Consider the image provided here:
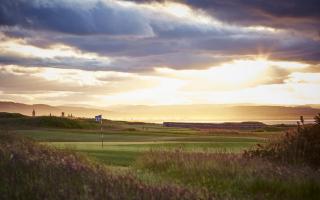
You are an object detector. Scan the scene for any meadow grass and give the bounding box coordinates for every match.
[0,134,210,200]
[135,150,320,200]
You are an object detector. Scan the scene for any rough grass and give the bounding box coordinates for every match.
[135,150,320,200]
[245,116,320,169]
[0,133,210,200]
[134,117,320,199]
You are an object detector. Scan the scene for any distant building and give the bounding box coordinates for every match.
[32,109,36,117]
[163,121,266,130]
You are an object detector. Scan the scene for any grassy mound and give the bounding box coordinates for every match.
[0,134,209,200]
[0,112,26,118]
[0,112,96,129]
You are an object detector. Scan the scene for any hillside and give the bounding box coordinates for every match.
[1,101,320,122]
[0,101,112,118]
[107,104,320,121]
[0,112,96,130]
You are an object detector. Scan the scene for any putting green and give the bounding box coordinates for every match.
[46,140,261,166]
[15,126,272,166]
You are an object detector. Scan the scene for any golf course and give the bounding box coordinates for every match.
[14,120,271,167]
[1,113,319,199]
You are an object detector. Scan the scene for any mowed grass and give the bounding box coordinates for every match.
[14,123,271,167]
[14,123,198,142]
[17,129,268,167]
[46,138,262,166]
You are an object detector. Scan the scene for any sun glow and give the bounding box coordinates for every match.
[155,58,311,92]
[248,26,278,33]
[35,68,103,86]
[164,2,191,18]
[163,2,217,25]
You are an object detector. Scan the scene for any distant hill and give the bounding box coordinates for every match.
[0,101,112,118]
[105,104,320,122]
[1,101,320,122]
[0,112,96,129]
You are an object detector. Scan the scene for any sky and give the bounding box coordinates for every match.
[0,0,320,106]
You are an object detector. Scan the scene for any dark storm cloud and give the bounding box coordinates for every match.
[0,0,233,39]
[0,54,113,71]
[270,39,320,63]
[183,0,320,19]
[0,0,319,73]
[188,0,320,36]
[129,0,320,35]
[0,0,154,36]
[1,28,320,72]
[0,46,230,72]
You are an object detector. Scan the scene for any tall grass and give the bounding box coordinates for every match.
[0,133,210,200]
[135,149,320,199]
[135,115,320,199]
[245,114,320,168]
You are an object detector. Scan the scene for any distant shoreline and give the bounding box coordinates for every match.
[129,119,315,125]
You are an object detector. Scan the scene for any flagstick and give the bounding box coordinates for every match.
[101,118,103,148]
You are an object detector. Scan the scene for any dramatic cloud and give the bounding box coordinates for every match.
[0,0,319,106]
[129,0,320,38]
[0,65,157,94]
[1,0,319,70]
[0,0,154,36]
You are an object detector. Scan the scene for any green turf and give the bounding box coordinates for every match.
[12,121,274,167]
[15,129,165,142]
[14,127,199,142]
[81,150,140,166]
[46,140,261,166]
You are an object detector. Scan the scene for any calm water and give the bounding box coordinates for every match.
[123,119,315,125]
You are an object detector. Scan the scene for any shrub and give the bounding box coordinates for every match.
[244,114,320,168]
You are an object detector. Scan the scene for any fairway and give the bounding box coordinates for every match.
[13,122,272,166]
[46,140,261,166]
